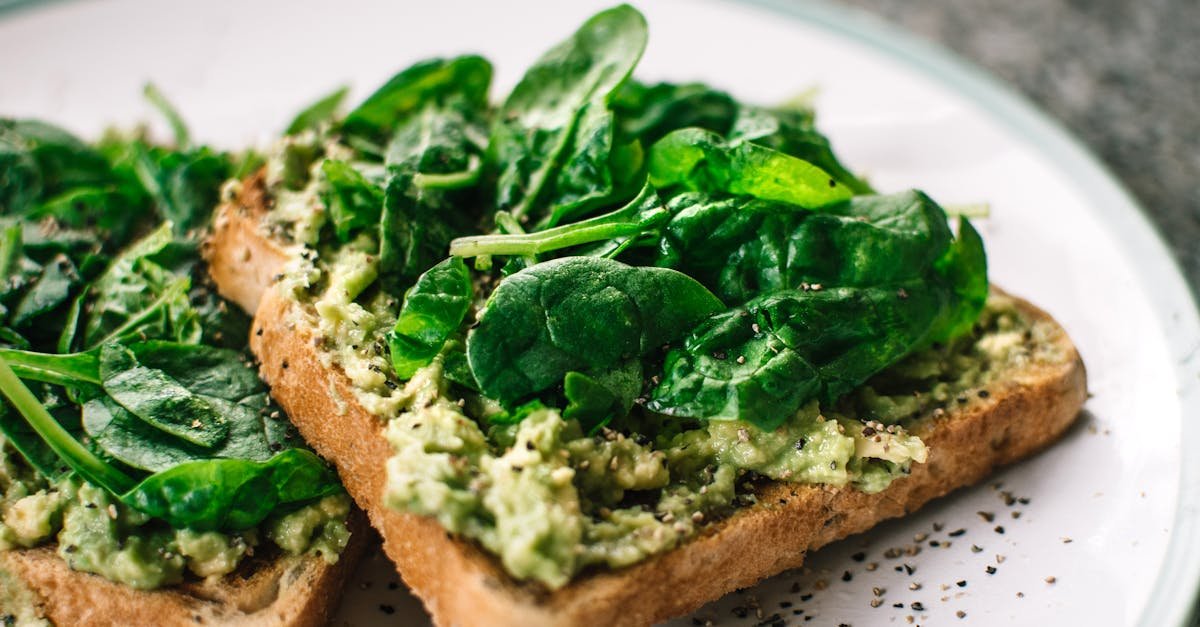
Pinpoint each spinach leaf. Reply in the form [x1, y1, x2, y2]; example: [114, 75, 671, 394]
[466, 256, 723, 404]
[81, 224, 200, 348]
[99, 343, 229, 449]
[648, 218, 988, 429]
[12, 254, 79, 328]
[123, 448, 341, 531]
[132, 143, 231, 236]
[0, 119, 114, 215]
[730, 103, 873, 195]
[611, 80, 738, 146]
[648, 127, 853, 209]
[285, 85, 349, 136]
[563, 358, 641, 434]
[655, 190, 954, 303]
[342, 56, 492, 148]
[321, 159, 385, 242]
[388, 257, 473, 380]
[488, 4, 647, 225]
[379, 99, 488, 292]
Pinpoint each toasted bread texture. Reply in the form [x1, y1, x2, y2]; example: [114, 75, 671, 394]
[206, 174, 1088, 627]
[0, 513, 368, 627]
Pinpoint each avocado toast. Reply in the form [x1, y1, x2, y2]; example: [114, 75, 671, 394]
[206, 5, 1086, 625]
[0, 108, 364, 624]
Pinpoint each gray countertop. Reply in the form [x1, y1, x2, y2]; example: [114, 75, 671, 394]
[838, 0, 1200, 299]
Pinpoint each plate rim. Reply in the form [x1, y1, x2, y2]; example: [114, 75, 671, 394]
[729, 0, 1200, 624]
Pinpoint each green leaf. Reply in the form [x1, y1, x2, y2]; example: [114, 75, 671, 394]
[320, 159, 384, 242]
[563, 358, 641, 434]
[342, 56, 492, 146]
[648, 127, 853, 208]
[379, 100, 488, 292]
[466, 256, 723, 404]
[729, 103, 873, 195]
[143, 83, 191, 149]
[656, 190, 954, 303]
[488, 4, 647, 224]
[611, 80, 738, 146]
[121, 448, 342, 531]
[285, 85, 349, 136]
[12, 254, 79, 328]
[388, 257, 473, 380]
[99, 343, 230, 449]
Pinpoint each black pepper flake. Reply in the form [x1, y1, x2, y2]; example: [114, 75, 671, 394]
[851, 551, 866, 562]
[949, 528, 966, 537]
[903, 563, 915, 575]
[780, 601, 793, 608]
[800, 593, 813, 602]
[930, 540, 941, 547]
[281, 360, 289, 369]
[379, 604, 396, 615]
[794, 438, 807, 451]
[711, 350, 727, 360]
[893, 603, 905, 609]
[842, 570, 854, 582]
[994, 525, 1006, 534]
[956, 580, 967, 587]
[911, 602, 925, 611]
[64, 545, 77, 553]
[985, 566, 997, 575]
[255, 327, 263, 336]
[977, 511, 995, 522]
[1018, 497, 1031, 505]
[978, 389, 990, 398]
[790, 582, 802, 593]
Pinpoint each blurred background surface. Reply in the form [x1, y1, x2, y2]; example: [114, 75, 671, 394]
[842, 0, 1199, 297]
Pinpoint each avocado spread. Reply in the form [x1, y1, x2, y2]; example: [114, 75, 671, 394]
[0, 433, 352, 590]
[263, 140, 1054, 588]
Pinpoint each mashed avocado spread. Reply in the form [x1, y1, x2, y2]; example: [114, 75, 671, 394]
[0, 433, 351, 590]
[262, 137, 1057, 589]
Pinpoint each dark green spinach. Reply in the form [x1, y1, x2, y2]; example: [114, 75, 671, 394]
[488, 4, 647, 226]
[466, 256, 723, 404]
[388, 257, 473, 380]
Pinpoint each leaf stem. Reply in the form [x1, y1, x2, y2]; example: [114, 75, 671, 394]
[0, 357, 134, 493]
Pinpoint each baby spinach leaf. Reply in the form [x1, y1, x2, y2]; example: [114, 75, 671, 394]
[648, 127, 853, 209]
[611, 80, 738, 146]
[99, 343, 229, 449]
[655, 190, 954, 303]
[132, 143, 231, 236]
[285, 85, 349, 136]
[648, 282, 948, 429]
[388, 257, 473, 380]
[563, 358, 641, 434]
[488, 4, 647, 225]
[12, 254, 79, 328]
[82, 224, 201, 348]
[730, 104, 872, 195]
[122, 448, 341, 532]
[466, 256, 723, 404]
[379, 100, 488, 292]
[321, 159, 385, 242]
[0, 119, 114, 215]
[342, 55, 492, 147]
[648, 216, 988, 429]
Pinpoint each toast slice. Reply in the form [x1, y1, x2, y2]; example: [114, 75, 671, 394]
[0, 512, 368, 626]
[207, 173, 1088, 627]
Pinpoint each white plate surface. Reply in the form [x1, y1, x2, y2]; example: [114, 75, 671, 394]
[2, 0, 1198, 625]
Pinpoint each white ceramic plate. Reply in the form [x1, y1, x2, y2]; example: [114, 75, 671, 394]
[2, 0, 1198, 625]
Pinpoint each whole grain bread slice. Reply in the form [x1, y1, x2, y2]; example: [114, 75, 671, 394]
[0, 512, 368, 626]
[206, 174, 1088, 627]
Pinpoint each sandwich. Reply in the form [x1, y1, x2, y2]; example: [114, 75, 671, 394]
[0, 104, 364, 625]
[205, 4, 1087, 625]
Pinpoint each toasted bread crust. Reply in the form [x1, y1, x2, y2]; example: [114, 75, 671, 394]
[208, 179, 1088, 627]
[0, 511, 369, 626]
